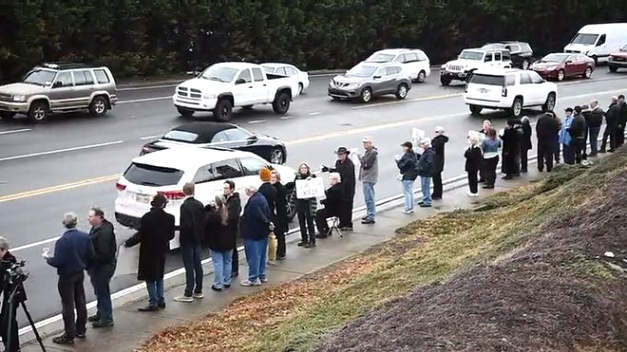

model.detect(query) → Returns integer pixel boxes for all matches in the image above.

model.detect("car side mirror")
[235,78,246,84]
[52,81,62,88]
[373,75,381,79]
[565,60,572,64]
[247,135,258,144]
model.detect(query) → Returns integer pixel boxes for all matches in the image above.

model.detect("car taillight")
[157,190,186,200]
[116,182,127,191]
[501,87,507,97]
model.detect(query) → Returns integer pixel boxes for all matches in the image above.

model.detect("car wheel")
[557,69,565,82]
[213,99,233,121]
[0,111,16,120]
[417,70,426,83]
[609,65,618,73]
[583,66,593,79]
[89,96,108,117]
[298,83,304,95]
[511,97,523,118]
[521,59,530,70]
[242,105,254,110]
[269,147,284,164]
[360,87,372,103]
[28,101,48,122]
[286,187,297,221]
[177,107,194,117]
[542,93,556,112]
[469,105,482,115]
[440,76,451,86]
[272,92,291,115]
[395,83,408,100]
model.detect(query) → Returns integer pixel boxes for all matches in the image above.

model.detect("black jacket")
[431,134,449,173]
[225,192,242,247]
[606,103,620,130]
[619,101,627,125]
[273,182,289,234]
[204,206,234,252]
[464,146,483,172]
[569,113,587,140]
[521,122,532,151]
[0,251,27,303]
[329,158,356,199]
[501,127,521,155]
[321,183,345,217]
[584,106,604,128]
[179,197,205,246]
[125,207,175,281]
[396,151,418,181]
[259,182,277,217]
[536,113,560,142]
[89,219,117,268]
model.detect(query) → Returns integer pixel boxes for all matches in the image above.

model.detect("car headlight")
[546,66,557,71]
[440,65,446,69]
[12,95,26,102]
[202,93,216,99]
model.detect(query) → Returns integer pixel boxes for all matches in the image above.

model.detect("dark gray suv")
[328,63,412,103]
[0,62,117,122]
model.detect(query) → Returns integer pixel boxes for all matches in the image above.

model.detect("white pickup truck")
[172,62,300,121]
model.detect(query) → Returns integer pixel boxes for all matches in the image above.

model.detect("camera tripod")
[5,275,47,352]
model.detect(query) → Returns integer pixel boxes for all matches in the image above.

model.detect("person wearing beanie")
[295,162,318,248]
[124,194,175,312]
[258,166,277,222]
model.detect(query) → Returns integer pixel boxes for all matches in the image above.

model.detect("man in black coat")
[223,180,242,276]
[616,95,627,147]
[175,182,206,303]
[315,173,346,238]
[536,112,560,172]
[431,126,449,200]
[0,237,26,352]
[322,147,355,231]
[569,106,588,164]
[583,100,604,157]
[500,120,521,179]
[520,117,532,173]
[86,207,116,328]
[601,96,620,153]
[125,194,175,312]
[270,172,289,260]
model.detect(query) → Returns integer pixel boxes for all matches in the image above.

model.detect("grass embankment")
[140,149,627,352]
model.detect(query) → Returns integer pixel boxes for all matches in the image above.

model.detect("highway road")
[0,68,626,329]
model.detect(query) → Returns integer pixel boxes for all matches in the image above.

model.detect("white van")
[363,49,431,83]
[564,23,627,64]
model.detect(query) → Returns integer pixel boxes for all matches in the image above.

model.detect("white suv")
[114,148,296,249]
[463,68,558,118]
[363,49,431,83]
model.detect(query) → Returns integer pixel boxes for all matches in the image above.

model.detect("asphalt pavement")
[1,68,626,329]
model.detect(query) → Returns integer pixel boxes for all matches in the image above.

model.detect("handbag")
[268,231,277,262]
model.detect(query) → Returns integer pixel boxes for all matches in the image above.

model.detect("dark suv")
[482,41,534,70]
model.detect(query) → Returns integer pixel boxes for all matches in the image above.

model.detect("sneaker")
[158,302,166,309]
[224,283,231,289]
[361,218,375,224]
[305,242,316,248]
[361,216,368,220]
[297,241,307,247]
[260,277,268,283]
[416,201,424,205]
[53,334,74,345]
[174,295,194,303]
[211,285,222,292]
[92,320,114,328]
[241,279,262,286]
[419,203,432,208]
[76,332,86,339]
[466,191,479,197]
[192,292,204,299]
[268,260,276,265]
[88,314,100,323]
[404,209,414,214]
[277,255,286,261]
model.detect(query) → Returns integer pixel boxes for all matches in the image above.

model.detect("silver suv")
[0,63,117,122]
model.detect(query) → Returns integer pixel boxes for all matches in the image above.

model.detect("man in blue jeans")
[240,185,273,286]
[358,136,379,224]
[175,182,206,302]
[416,138,435,208]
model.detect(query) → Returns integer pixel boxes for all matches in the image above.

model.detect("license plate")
[135,194,151,203]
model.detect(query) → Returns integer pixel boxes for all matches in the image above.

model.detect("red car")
[531,53,595,81]
[609,44,627,73]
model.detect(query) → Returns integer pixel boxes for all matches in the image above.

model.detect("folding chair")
[327,216,343,238]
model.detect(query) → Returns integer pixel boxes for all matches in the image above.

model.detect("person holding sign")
[295,163,318,248]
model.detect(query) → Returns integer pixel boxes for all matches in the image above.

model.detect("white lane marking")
[13,237,59,252]
[117,84,178,91]
[280,116,294,120]
[308,112,322,116]
[117,96,171,104]
[0,141,124,162]
[0,128,31,136]
[248,119,266,124]
[140,135,162,140]
[351,93,463,110]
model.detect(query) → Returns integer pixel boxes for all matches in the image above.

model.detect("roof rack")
[38,62,94,70]
[201,146,236,152]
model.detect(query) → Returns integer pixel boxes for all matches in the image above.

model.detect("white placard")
[114,242,139,278]
[295,177,325,199]
[412,128,425,143]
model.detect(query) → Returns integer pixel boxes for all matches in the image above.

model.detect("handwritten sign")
[412,128,425,145]
[296,177,325,199]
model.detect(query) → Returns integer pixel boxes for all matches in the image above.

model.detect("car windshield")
[540,54,569,63]
[459,50,484,60]
[346,65,378,77]
[123,163,184,187]
[622,45,627,52]
[482,44,505,50]
[365,53,395,63]
[262,65,276,73]
[199,66,238,83]
[22,69,57,86]
[469,74,505,86]
[571,33,599,45]
[163,130,200,143]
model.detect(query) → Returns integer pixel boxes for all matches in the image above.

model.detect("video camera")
[3,260,28,286]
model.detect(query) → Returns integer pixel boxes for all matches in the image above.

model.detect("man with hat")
[124,194,175,312]
[322,146,356,230]
[559,107,576,164]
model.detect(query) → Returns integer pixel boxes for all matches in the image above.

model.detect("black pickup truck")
[482,41,534,70]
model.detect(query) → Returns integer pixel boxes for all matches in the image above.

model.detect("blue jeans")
[88,264,115,322]
[211,249,233,289]
[589,126,600,155]
[244,238,268,282]
[362,182,376,220]
[420,176,432,205]
[181,244,203,296]
[146,280,164,307]
[401,180,414,211]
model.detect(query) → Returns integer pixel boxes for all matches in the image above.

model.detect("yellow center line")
[0,174,121,203]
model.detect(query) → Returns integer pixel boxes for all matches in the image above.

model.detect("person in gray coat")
[358,136,378,224]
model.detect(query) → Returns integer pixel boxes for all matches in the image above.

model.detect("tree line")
[1,0,625,83]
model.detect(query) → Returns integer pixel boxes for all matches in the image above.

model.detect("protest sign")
[296,177,325,199]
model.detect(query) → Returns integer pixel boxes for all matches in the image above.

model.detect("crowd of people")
[1,94,625,351]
